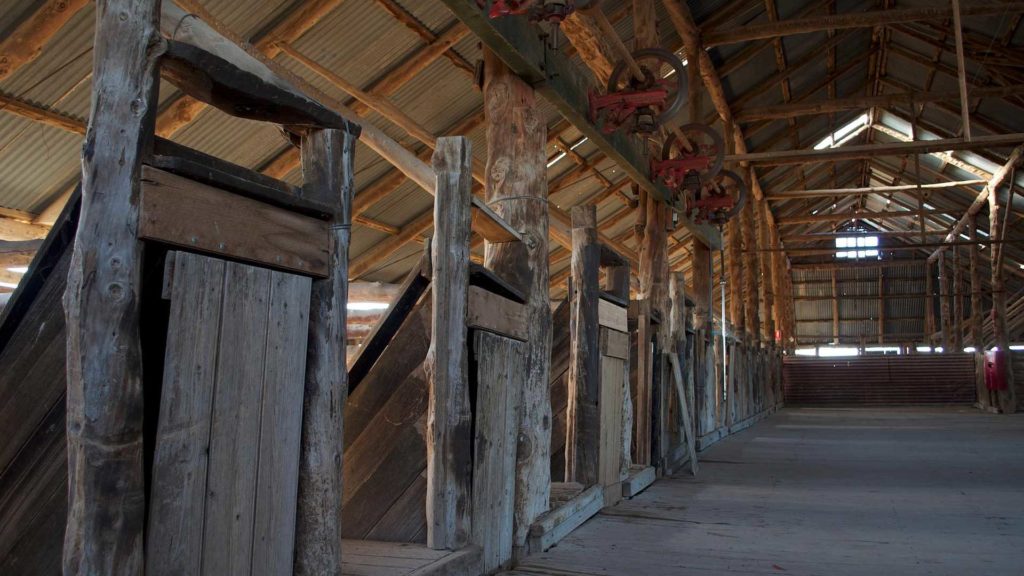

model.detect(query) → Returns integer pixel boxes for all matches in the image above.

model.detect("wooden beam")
[0,215,51,240]
[790,259,926,270]
[0,0,90,82]
[277,43,437,147]
[425,136,473,549]
[767,179,986,199]
[482,49,552,558]
[702,1,1024,46]
[63,0,158,571]
[159,3,353,130]
[439,0,721,248]
[729,133,1024,166]
[926,145,1024,263]
[777,209,945,225]
[951,0,972,141]
[566,205,600,486]
[736,84,1024,122]
[155,0,345,137]
[0,92,86,134]
[293,127,355,574]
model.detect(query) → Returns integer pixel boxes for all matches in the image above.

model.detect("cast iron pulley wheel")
[606,48,687,130]
[661,123,725,181]
[708,169,748,222]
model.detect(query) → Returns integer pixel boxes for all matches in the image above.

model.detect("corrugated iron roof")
[0,0,1021,311]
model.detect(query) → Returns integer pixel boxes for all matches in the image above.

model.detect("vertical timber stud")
[295,127,356,574]
[426,136,474,549]
[63,1,161,572]
[482,50,552,557]
[989,171,1016,413]
[968,215,988,409]
[566,205,600,485]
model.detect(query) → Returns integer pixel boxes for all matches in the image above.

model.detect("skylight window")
[814,113,869,150]
[835,235,879,259]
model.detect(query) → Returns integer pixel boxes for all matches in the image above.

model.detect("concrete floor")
[506,407,1024,576]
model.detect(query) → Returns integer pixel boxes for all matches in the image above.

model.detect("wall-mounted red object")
[985,349,1008,391]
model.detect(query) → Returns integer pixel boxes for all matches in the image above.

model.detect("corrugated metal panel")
[783,354,976,405]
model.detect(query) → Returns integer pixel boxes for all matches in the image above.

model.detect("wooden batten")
[467,285,528,341]
[598,298,628,333]
[149,138,333,218]
[138,166,330,277]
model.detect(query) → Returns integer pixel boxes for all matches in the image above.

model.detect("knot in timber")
[516,431,533,464]
[106,282,125,302]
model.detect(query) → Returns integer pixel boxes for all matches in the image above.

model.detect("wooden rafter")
[703,1,1024,46]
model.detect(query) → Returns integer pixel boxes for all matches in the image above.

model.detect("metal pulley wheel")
[707,169,749,223]
[661,123,725,181]
[606,48,687,132]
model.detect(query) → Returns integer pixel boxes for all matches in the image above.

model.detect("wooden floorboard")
[341,540,479,576]
[504,407,1024,576]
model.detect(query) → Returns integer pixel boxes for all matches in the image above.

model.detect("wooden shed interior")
[0,1,1022,575]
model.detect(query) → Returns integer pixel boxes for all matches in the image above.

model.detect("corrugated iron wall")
[793,262,930,346]
[783,354,976,405]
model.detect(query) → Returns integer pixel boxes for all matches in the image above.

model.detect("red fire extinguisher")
[985,349,1008,391]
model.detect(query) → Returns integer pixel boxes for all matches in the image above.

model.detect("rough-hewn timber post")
[952,245,963,352]
[757,200,774,344]
[925,260,935,346]
[63,1,161,572]
[566,205,600,485]
[295,126,357,574]
[691,237,712,433]
[728,222,744,332]
[425,136,474,549]
[741,203,760,346]
[482,50,551,557]
[968,215,989,409]
[634,0,669,469]
[989,175,1016,413]
[939,250,952,352]
[831,270,839,345]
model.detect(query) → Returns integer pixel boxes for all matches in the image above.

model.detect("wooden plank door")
[147,252,311,576]
[598,327,628,506]
[471,330,526,573]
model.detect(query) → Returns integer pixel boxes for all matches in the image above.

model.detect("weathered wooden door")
[146,251,312,576]
[598,327,628,506]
